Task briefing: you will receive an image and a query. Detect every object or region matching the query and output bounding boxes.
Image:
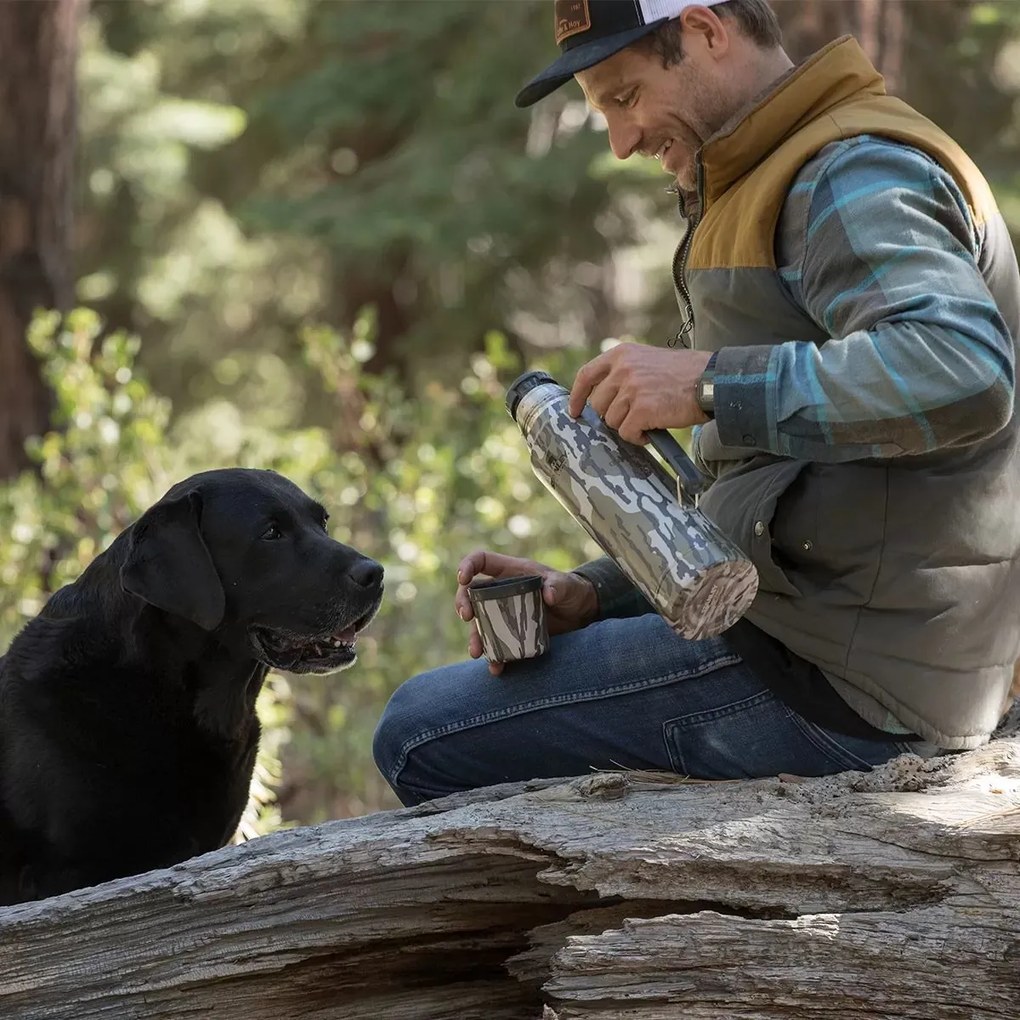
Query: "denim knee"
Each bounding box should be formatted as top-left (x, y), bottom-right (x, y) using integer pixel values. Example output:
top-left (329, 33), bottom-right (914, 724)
top-left (372, 673), bottom-right (436, 805)
top-left (372, 687), bottom-right (409, 796)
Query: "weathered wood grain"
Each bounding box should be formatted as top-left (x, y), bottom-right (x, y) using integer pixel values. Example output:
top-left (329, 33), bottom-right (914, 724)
top-left (0, 728), bottom-right (1017, 1019)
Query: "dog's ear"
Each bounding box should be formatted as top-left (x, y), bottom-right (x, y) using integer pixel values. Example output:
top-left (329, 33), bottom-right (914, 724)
top-left (120, 491), bottom-right (225, 631)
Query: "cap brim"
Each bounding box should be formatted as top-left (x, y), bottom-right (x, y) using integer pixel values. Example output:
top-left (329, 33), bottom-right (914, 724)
top-left (514, 19), bottom-right (668, 108)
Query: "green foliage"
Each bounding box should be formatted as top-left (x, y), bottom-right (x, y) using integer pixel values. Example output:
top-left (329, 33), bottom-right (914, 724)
top-left (77, 0), bottom-right (679, 411)
top-left (0, 310), bottom-right (173, 636)
top-left (20, 0), bottom-right (1020, 835)
top-left (77, 0), bottom-right (326, 405)
top-left (0, 309), bottom-right (599, 825)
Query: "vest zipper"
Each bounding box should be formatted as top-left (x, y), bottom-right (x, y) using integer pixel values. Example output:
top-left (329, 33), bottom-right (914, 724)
top-left (669, 223), bottom-right (696, 348)
top-left (668, 157), bottom-right (705, 350)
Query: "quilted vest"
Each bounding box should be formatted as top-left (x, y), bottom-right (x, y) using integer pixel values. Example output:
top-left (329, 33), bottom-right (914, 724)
top-left (685, 37), bottom-right (1020, 748)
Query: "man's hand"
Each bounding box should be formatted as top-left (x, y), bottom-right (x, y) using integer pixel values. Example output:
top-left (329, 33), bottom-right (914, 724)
top-left (455, 550), bottom-right (598, 676)
top-left (568, 342), bottom-right (713, 443)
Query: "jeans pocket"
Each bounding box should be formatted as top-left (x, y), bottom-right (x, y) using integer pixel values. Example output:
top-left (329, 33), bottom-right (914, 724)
top-left (785, 711), bottom-right (907, 773)
top-left (663, 688), bottom-right (787, 779)
top-left (664, 694), bottom-right (909, 780)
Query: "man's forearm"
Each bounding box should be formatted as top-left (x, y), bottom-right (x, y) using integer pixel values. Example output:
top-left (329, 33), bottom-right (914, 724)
top-left (711, 325), bottom-right (1013, 462)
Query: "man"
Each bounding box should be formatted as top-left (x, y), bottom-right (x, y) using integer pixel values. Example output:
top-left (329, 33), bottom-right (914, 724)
top-left (373, 0), bottom-right (1020, 806)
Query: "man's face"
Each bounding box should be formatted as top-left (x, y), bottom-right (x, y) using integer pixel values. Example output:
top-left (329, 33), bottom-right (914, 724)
top-left (575, 36), bottom-right (732, 193)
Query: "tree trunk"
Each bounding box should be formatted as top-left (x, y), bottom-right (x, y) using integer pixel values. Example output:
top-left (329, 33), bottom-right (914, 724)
top-left (0, 719), bottom-right (1017, 1019)
top-left (0, 0), bottom-right (83, 479)
top-left (774, 0), bottom-right (907, 88)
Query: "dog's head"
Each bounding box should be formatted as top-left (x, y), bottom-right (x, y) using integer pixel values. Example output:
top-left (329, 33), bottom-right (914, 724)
top-left (119, 468), bottom-right (384, 674)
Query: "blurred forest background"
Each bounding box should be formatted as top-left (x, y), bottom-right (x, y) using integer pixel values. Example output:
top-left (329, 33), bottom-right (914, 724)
top-left (1, 0), bottom-right (1019, 830)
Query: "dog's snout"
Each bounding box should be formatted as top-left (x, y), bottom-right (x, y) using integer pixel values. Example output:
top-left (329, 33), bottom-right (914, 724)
top-left (349, 557), bottom-right (384, 589)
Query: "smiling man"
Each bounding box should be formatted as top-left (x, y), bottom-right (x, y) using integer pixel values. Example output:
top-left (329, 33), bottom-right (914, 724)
top-left (373, 1), bottom-right (1020, 805)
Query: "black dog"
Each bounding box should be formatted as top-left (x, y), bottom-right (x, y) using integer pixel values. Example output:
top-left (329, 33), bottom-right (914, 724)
top-left (0, 468), bottom-right (383, 905)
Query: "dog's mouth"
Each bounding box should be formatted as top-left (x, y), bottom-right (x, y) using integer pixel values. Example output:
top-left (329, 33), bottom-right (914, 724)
top-left (249, 596), bottom-right (381, 675)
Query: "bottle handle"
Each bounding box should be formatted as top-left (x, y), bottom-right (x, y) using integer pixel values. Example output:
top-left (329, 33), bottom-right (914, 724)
top-left (646, 428), bottom-right (706, 503)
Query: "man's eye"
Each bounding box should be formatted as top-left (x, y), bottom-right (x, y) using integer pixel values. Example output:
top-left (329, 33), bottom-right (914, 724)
top-left (261, 524), bottom-right (282, 541)
top-left (618, 89), bottom-right (637, 108)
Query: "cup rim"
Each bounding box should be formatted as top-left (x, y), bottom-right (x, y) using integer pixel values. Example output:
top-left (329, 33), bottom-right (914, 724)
top-left (467, 574), bottom-right (543, 601)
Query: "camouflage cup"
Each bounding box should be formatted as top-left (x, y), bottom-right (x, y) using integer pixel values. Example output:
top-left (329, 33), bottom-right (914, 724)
top-left (468, 575), bottom-right (550, 664)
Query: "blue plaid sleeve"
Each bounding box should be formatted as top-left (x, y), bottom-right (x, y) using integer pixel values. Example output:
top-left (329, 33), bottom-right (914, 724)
top-left (712, 136), bottom-right (1015, 461)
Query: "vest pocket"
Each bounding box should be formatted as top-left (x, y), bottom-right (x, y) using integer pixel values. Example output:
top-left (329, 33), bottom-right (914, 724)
top-left (748, 459), bottom-right (812, 597)
top-left (700, 457), bottom-right (812, 599)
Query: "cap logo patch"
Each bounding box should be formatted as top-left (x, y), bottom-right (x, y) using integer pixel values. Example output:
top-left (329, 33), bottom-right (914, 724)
top-left (554, 0), bottom-right (591, 46)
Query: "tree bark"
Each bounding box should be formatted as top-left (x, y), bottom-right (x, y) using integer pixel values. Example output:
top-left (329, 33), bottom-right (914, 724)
top-left (773, 0), bottom-right (907, 88)
top-left (0, 718), bottom-right (1017, 1019)
top-left (0, 0), bottom-right (83, 479)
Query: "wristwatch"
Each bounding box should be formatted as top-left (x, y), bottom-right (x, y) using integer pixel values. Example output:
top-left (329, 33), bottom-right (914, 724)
top-left (696, 351), bottom-right (719, 417)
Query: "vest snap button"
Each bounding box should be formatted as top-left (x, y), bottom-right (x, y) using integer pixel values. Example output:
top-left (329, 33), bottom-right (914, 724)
top-left (742, 434), bottom-right (756, 445)
top-left (753, 521), bottom-right (765, 537)
top-left (802, 540), bottom-right (813, 552)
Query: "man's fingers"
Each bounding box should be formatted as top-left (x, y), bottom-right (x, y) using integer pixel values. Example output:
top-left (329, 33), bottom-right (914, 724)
top-left (618, 411), bottom-right (649, 445)
top-left (468, 630), bottom-right (506, 676)
top-left (468, 629), bottom-right (483, 658)
top-left (585, 378), bottom-right (616, 421)
top-left (457, 549), bottom-right (489, 585)
top-left (458, 549), bottom-right (536, 585)
top-left (455, 550), bottom-right (486, 623)
top-left (602, 394), bottom-right (630, 431)
top-left (459, 548), bottom-right (546, 622)
top-left (455, 588), bottom-right (474, 621)
top-left (569, 355), bottom-right (609, 417)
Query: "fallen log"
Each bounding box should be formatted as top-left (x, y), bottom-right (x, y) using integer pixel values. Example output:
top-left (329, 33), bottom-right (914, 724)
top-left (1, 715), bottom-right (1018, 1019)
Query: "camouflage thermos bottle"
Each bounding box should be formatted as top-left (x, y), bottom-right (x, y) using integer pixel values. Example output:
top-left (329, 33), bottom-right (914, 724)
top-left (506, 370), bottom-right (758, 641)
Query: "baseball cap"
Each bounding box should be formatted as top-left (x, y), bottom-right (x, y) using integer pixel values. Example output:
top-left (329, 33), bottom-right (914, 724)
top-left (516, 0), bottom-right (727, 108)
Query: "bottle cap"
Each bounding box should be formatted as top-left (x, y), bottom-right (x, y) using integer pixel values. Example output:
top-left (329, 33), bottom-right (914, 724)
top-left (506, 370), bottom-right (558, 421)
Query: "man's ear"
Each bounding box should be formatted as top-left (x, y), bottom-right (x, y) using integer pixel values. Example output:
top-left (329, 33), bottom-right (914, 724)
top-left (680, 5), bottom-right (730, 59)
top-left (120, 491), bottom-right (225, 631)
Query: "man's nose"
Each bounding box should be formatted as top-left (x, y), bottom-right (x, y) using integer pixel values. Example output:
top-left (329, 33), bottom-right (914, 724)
top-left (606, 115), bottom-right (641, 160)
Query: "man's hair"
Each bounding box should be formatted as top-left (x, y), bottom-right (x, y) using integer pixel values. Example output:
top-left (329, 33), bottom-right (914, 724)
top-left (642, 0), bottom-right (783, 66)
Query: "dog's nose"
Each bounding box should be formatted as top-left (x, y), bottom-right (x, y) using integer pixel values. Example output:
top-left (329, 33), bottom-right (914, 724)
top-left (349, 557), bottom-right (384, 589)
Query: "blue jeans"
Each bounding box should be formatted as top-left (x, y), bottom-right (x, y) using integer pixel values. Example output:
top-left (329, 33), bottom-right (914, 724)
top-left (373, 613), bottom-right (916, 806)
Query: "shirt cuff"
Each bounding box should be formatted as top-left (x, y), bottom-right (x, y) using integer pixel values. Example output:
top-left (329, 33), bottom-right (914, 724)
top-left (712, 345), bottom-right (775, 451)
top-left (572, 556), bottom-right (654, 621)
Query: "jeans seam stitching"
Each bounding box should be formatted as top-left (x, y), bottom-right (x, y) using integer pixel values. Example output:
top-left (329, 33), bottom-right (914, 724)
top-left (388, 652), bottom-right (743, 783)
top-left (786, 709), bottom-right (873, 771)
top-left (662, 687), bottom-right (774, 776)
top-left (663, 687), bottom-right (775, 729)
top-left (664, 719), bottom-right (686, 775)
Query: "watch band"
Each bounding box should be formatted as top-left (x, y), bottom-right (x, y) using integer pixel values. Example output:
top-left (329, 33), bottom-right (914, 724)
top-left (696, 351), bottom-right (719, 416)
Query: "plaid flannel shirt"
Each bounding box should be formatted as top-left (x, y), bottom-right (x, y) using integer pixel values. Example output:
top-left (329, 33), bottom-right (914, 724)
top-left (706, 134), bottom-right (1016, 462)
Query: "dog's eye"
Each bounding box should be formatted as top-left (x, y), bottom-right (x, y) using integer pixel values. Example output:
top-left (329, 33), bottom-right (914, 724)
top-left (321, 515), bottom-right (330, 533)
top-left (261, 524), bottom-right (282, 541)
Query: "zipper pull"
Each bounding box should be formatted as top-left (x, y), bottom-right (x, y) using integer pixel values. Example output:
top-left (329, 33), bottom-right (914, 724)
top-left (667, 317), bottom-right (694, 349)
